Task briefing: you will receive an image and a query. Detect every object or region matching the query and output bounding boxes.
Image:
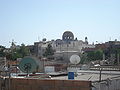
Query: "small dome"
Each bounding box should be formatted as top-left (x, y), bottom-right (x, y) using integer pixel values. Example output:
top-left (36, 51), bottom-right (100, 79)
top-left (42, 38), bottom-right (46, 41)
top-left (56, 39), bottom-right (62, 44)
top-left (62, 31), bottom-right (74, 41)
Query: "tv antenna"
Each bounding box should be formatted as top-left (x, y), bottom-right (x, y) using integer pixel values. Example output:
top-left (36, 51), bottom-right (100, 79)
top-left (70, 55), bottom-right (80, 65)
top-left (69, 55), bottom-right (81, 78)
top-left (18, 57), bottom-right (39, 76)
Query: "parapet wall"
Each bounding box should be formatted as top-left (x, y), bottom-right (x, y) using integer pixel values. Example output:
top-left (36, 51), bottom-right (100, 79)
top-left (92, 76), bottom-right (120, 90)
top-left (0, 78), bottom-right (91, 90)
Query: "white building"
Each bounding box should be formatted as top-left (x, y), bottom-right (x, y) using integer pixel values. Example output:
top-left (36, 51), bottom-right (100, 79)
top-left (34, 31), bottom-right (95, 62)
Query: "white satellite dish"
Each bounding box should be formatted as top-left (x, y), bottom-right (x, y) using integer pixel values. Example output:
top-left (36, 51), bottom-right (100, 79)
top-left (70, 55), bottom-right (80, 64)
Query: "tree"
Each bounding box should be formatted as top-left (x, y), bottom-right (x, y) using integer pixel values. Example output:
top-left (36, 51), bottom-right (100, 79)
top-left (94, 49), bottom-right (103, 60)
top-left (80, 53), bottom-right (88, 64)
top-left (19, 44), bottom-right (30, 57)
top-left (43, 44), bottom-right (54, 59)
top-left (7, 44), bottom-right (30, 61)
top-left (82, 49), bottom-right (103, 63)
top-left (104, 45), bottom-right (120, 65)
top-left (0, 45), bottom-right (5, 57)
top-left (87, 51), bottom-right (95, 61)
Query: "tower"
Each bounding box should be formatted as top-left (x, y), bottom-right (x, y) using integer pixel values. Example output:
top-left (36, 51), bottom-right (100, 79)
top-left (85, 37), bottom-right (88, 44)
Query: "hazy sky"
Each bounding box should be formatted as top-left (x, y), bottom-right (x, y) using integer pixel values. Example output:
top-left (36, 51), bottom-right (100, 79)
top-left (0, 0), bottom-right (120, 47)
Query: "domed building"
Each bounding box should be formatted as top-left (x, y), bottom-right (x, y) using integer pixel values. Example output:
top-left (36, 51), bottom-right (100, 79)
top-left (52, 31), bottom-right (95, 62)
top-left (33, 31), bottom-right (95, 63)
top-left (62, 31), bottom-right (74, 41)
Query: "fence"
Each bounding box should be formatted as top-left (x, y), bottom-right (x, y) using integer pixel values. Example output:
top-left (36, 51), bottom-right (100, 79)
top-left (90, 66), bottom-right (120, 71)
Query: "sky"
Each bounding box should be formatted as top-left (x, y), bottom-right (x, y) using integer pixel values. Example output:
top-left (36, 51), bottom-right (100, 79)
top-left (0, 0), bottom-right (120, 47)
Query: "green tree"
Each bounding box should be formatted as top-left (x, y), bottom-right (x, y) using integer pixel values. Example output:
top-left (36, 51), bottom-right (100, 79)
top-left (43, 44), bottom-right (54, 59)
top-left (19, 44), bottom-right (30, 57)
top-left (0, 45), bottom-right (5, 57)
top-left (8, 44), bottom-right (30, 61)
top-left (11, 48), bottom-right (22, 60)
top-left (87, 51), bottom-right (95, 61)
top-left (94, 49), bottom-right (103, 60)
top-left (83, 49), bottom-right (103, 62)
top-left (80, 53), bottom-right (88, 64)
top-left (104, 46), bottom-right (120, 65)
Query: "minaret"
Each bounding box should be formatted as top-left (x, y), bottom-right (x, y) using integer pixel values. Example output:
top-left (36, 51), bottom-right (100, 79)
top-left (85, 37), bottom-right (88, 44)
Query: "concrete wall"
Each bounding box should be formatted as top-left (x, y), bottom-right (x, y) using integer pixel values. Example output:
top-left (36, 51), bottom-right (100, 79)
top-left (92, 77), bottom-right (120, 90)
top-left (54, 51), bottom-right (79, 62)
top-left (0, 78), bottom-right (91, 90)
top-left (45, 66), bottom-right (55, 73)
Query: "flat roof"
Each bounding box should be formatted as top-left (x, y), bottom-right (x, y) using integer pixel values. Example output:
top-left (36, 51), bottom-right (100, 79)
top-left (51, 70), bottom-right (120, 81)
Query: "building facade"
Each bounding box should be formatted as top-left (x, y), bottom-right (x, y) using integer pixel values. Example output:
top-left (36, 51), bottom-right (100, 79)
top-left (33, 31), bottom-right (95, 62)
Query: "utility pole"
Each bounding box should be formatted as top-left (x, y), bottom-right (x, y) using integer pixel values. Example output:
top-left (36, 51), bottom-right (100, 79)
top-left (103, 54), bottom-right (105, 60)
top-left (8, 39), bottom-right (17, 90)
top-left (117, 53), bottom-right (119, 65)
top-left (99, 67), bottom-right (102, 82)
top-left (99, 61), bottom-right (102, 82)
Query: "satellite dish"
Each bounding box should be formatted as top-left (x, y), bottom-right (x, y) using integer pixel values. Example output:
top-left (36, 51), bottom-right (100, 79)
top-left (18, 57), bottom-right (39, 73)
top-left (70, 55), bottom-right (80, 64)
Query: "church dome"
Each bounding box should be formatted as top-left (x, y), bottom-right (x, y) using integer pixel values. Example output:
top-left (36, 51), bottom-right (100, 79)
top-left (62, 31), bottom-right (74, 41)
